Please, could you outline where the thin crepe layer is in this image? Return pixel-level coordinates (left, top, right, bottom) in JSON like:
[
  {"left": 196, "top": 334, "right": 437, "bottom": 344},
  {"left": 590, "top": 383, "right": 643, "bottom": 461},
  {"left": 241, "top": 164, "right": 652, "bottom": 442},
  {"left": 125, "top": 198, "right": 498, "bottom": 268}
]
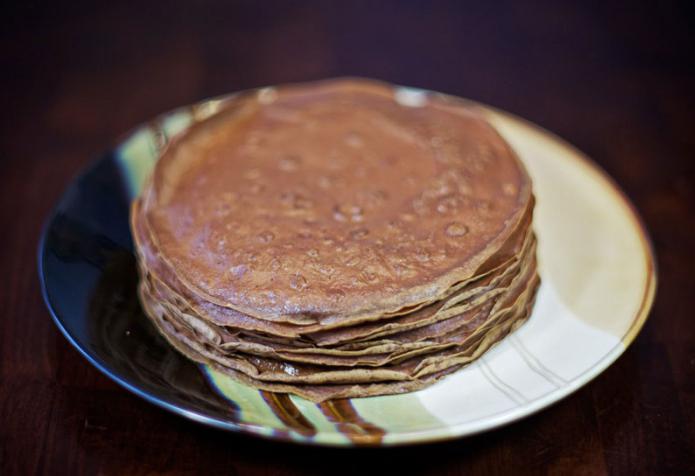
[
  {"left": 133, "top": 197, "right": 534, "bottom": 343},
  {"left": 139, "top": 235, "right": 536, "bottom": 366},
  {"left": 146, "top": 285, "right": 535, "bottom": 401},
  {"left": 139, "top": 79, "right": 534, "bottom": 323},
  {"left": 138, "top": 254, "right": 538, "bottom": 383}
]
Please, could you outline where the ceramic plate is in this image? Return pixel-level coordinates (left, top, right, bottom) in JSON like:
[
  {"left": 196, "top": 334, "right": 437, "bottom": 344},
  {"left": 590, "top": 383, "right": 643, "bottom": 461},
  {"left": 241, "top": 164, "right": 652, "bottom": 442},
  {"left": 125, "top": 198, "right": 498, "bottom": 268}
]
[{"left": 39, "top": 88, "right": 656, "bottom": 446}]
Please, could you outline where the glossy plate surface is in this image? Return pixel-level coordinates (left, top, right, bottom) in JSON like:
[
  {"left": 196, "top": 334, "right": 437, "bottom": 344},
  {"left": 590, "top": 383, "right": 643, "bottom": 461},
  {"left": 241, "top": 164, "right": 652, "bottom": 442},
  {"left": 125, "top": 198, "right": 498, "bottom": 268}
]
[{"left": 39, "top": 90, "right": 656, "bottom": 446}]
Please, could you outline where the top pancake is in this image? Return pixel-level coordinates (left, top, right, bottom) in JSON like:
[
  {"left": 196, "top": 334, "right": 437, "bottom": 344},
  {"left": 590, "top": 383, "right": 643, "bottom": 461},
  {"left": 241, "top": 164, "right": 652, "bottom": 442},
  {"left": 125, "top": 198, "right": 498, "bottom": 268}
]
[{"left": 141, "top": 78, "right": 533, "bottom": 322}]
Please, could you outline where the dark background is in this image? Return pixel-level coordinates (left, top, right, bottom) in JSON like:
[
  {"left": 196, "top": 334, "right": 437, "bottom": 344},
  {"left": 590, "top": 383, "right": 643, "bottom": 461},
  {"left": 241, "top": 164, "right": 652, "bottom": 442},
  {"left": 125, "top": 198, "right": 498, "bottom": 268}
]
[{"left": 2, "top": 1, "right": 694, "bottom": 474}]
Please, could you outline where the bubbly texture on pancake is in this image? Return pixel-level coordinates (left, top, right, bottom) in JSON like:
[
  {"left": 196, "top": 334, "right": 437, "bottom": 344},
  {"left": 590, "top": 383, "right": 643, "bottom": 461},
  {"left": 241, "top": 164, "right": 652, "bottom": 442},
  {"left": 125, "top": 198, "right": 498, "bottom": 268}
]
[
  {"left": 132, "top": 78, "right": 540, "bottom": 401},
  {"left": 142, "top": 79, "right": 532, "bottom": 320}
]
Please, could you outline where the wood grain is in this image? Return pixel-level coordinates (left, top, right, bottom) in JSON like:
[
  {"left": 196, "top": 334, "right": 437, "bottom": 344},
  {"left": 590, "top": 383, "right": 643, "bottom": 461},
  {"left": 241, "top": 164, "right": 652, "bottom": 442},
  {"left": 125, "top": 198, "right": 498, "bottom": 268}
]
[{"left": 1, "top": 1, "right": 694, "bottom": 474}]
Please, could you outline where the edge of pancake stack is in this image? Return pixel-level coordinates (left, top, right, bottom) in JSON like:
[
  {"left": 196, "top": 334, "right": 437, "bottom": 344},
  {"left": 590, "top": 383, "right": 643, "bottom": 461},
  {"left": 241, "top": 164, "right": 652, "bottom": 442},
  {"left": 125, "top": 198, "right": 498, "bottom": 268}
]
[{"left": 131, "top": 78, "right": 541, "bottom": 402}]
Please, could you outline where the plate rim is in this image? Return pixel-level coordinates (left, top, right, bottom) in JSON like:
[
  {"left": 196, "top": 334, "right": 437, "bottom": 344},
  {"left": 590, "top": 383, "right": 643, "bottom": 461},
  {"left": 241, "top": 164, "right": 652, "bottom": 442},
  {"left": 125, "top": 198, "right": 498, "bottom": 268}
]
[{"left": 37, "top": 93, "right": 657, "bottom": 447}]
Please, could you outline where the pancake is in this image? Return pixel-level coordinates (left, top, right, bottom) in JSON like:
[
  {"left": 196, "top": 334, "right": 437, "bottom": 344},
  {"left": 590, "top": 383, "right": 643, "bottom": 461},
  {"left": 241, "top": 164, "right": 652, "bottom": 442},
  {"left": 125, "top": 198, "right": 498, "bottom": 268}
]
[
  {"left": 131, "top": 78, "right": 540, "bottom": 401},
  {"left": 139, "top": 78, "right": 533, "bottom": 324},
  {"left": 146, "top": 289, "right": 535, "bottom": 401},
  {"left": 138, "top": 251, "right": 537, "bottom": 383},
  {"left": 132, "top": 196, "right": 534, "bottom": 340},
  {"left": 143, "top": 261, "right": 536, "bottom": 370},
  {"left": 139, "top": 232, "right": 535, "bottom": 354}
]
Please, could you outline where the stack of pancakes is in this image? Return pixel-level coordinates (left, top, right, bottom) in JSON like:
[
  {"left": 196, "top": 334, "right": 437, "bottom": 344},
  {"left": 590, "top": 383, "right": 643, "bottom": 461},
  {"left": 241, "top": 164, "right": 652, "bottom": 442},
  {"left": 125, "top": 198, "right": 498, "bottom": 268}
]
[{"left": 132, "top": 79, "right": 539, "bottom": 402}]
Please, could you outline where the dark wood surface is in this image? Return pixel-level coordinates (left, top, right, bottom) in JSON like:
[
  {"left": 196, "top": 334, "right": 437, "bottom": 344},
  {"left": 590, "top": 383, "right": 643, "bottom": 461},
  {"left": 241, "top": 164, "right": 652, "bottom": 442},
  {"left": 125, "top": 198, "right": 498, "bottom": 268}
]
[{"left": 2, "top": 1, "right": 694, "bottom": 474}]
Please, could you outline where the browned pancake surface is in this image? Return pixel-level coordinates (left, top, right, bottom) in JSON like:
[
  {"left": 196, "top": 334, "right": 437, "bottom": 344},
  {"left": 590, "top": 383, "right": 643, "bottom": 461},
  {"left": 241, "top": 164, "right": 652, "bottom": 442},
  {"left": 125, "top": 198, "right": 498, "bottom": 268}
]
[{"left": 142, "top": 79, "right": 532, "bottom": 321}]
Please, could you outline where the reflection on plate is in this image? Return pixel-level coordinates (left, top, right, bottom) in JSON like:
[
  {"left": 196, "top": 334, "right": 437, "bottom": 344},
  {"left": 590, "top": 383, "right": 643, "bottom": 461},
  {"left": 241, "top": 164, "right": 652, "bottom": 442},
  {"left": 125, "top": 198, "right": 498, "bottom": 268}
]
[{"left": 39, "top": 90, "right": 655, "bottom": 446}]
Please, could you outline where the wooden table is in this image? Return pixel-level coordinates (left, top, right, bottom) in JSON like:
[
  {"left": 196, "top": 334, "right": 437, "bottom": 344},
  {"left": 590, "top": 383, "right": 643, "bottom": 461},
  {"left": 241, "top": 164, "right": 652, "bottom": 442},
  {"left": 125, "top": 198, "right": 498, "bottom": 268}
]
[{"left": 2, "top": 1, "right": 693, "bottom": 474}]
